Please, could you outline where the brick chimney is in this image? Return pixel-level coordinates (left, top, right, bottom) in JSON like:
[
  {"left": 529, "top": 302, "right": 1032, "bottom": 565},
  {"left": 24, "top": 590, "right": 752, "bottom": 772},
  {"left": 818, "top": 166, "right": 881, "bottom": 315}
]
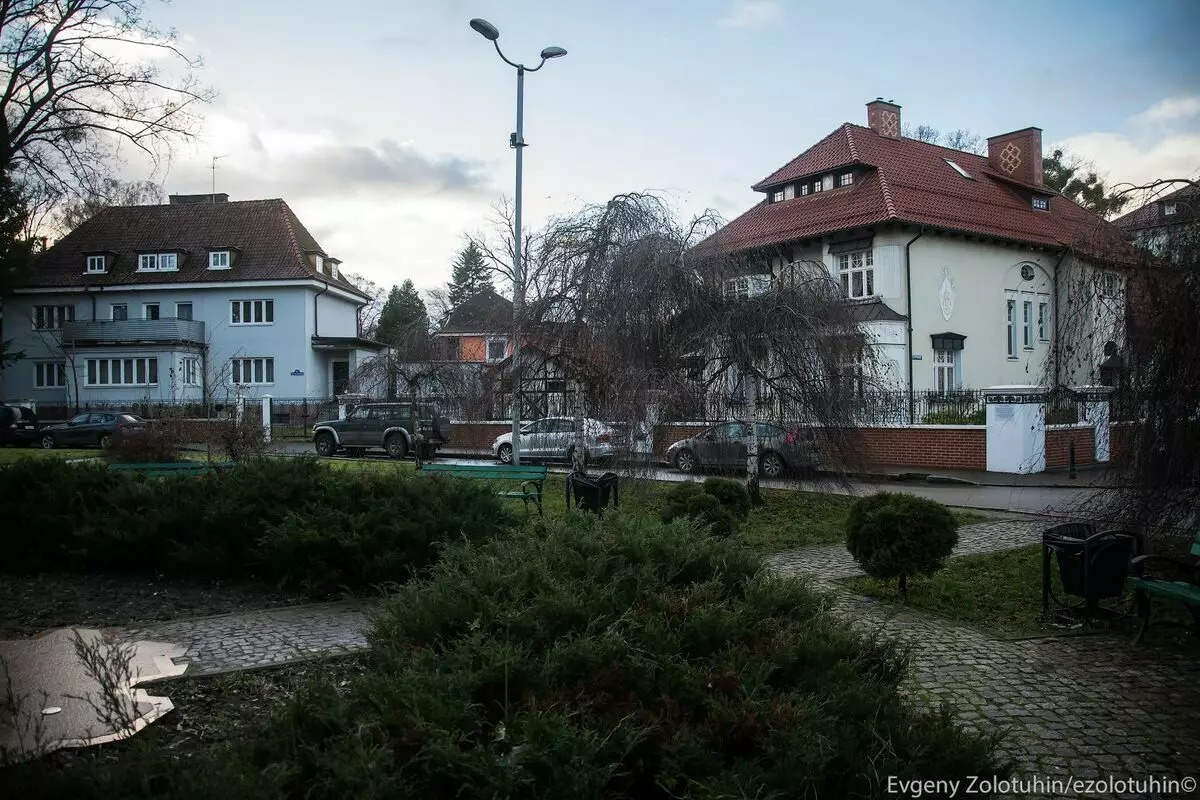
[
  {"left": 866, "top": 98, "right": 902, "bottom": 139},
  {"left": 986, "top": 127, "right": 1043, "bottom": 186},
  {"left": 170, "top": 192, "right": 229, "bottom": 204}
]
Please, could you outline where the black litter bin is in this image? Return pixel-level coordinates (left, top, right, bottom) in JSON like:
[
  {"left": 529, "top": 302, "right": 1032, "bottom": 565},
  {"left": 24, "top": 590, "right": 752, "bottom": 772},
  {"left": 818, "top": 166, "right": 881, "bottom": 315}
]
[{"left": 566, "top": 471, "right": 620, "bottom": 514}]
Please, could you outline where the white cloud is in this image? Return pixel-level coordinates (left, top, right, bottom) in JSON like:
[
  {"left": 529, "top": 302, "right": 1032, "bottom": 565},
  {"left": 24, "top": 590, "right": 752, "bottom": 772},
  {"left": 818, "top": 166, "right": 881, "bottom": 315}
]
[
  {"left": 1131, "top": 96, "right": 1200, "bottom": 128},
  {"left": 1052, "top": 131, "right": 1200, "bottom": 189},
  {"left": 718, "top": 1, "right": 781, "bottom": 28}
]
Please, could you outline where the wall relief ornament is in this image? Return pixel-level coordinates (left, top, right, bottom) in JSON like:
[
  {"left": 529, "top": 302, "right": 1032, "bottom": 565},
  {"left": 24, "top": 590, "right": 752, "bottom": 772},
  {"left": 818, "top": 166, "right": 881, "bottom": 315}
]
[{"left": 938, "top": 267, "right": 955, "bottom": 321}]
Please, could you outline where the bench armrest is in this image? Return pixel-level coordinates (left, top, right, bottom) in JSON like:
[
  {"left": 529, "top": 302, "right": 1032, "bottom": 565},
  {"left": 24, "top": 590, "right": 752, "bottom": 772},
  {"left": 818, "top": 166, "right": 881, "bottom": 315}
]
[{"left": 1130, "top": 554, "right": 1200, "bottom": 583}]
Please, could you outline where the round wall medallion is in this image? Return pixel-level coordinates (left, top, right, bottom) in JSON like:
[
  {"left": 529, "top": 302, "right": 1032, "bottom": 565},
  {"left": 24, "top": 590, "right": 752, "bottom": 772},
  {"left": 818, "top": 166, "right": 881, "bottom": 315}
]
[{"left": 1020, "top": 264, "right": 1035, "bottom": 282}]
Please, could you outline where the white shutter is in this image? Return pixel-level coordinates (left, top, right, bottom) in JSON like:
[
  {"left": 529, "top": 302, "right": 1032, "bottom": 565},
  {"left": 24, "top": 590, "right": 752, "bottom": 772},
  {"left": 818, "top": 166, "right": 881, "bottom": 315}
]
[{"left": 874, "top": 245, "right": 902, "bottom": 299}]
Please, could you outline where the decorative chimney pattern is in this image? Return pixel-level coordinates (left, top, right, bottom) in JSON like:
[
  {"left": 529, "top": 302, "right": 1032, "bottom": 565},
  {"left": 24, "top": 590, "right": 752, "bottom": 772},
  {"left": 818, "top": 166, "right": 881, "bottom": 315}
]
[
  {"left": 866, "top": 98, "right": 902, "bottom": 139},
  {"left": 987, "top": 127, "right": 1043, "bottom": 186}
]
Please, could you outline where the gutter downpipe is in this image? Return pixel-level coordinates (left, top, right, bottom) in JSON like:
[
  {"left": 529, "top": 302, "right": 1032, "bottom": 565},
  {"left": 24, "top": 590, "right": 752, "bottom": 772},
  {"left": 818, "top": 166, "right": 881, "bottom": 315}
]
[
  {"left": 904, "top": 228, "right": 925, "bottom": 425},
  {"left": 313, "top": 282, "right": 329, "bottom": 337},
  {"left": 1051, "top": 248, "right": 1067, "bottom": 389}
]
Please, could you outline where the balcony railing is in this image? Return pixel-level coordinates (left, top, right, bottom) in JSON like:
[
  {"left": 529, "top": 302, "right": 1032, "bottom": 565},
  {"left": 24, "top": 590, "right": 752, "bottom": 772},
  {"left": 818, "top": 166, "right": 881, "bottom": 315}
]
[{"left": 61, "top": 317, "right": 206, "bottom": 347}]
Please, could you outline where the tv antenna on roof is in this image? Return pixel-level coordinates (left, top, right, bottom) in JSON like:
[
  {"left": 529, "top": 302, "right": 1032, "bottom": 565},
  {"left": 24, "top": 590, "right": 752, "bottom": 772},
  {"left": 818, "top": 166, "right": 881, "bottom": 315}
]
[{"left": 210, "top": 154, "right": 229, "bottom": 201}]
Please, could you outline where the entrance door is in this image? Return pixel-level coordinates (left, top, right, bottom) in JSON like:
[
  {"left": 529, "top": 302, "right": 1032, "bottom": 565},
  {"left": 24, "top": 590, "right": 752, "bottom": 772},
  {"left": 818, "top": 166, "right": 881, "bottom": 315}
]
[{"left": 332, "top": 360, "right": 350, "bottom": 396}]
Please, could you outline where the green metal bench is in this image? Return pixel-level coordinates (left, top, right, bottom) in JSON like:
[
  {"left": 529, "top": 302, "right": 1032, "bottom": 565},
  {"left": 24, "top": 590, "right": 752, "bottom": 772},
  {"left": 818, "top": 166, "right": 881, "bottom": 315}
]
[
  {"left": 1128, "top": 529, "right": 1200, "bottom": 644},
  {"left": 106, "top": 461, "right": 235, "bottom": 478},
  {"left": 417, "top": 462, "right": 548, "bottom": 515}
]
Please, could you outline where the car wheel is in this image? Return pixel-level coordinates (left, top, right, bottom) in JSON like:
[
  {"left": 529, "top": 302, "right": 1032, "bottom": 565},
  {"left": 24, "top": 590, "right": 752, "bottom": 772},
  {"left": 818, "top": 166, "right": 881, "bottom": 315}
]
[
  {"left": 674, "top": 448, "right": 696, "bottom": 474},
  {"left": 314, "top": 432, "right": 337, "bottom": 457},
  {"left": 99, "top": 433, "right": 114, "bottom": 450},
  {"left": 385, "top": 433, "right": 407, "bottom": 459},
  {"left": 40, "top": 434, "right": 56, "bottom": 450},
  {"left": 498, "top": 443, "right": 513, "bottom": 464},
  {"left": 759, "top": 451, "right": 785, "bottom": 478}
]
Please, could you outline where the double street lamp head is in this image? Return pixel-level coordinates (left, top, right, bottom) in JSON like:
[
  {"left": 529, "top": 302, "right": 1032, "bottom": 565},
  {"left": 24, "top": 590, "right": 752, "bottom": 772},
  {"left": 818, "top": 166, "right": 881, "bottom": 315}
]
[{"left": 469, "top": 18, "right": 567, "bottom": 66}]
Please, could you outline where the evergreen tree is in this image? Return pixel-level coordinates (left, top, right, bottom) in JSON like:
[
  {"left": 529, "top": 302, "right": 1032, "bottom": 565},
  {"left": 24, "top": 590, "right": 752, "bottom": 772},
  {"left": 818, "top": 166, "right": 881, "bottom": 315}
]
[
  {"left": 447, "top": 242, "right": 495, "bottom": 309},
  {"left": 376, "top": 279, "right": 429, "bottom": 346},
  {"left": 1043, "top": 148, "right": 1129, "bottom": 218},
  {"left": 0, "top": 172, "right": 38, "bottom": 369}
]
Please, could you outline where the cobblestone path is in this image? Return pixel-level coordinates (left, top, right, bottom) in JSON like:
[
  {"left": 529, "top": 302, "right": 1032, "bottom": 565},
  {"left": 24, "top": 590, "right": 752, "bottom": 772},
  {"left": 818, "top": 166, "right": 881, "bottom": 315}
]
[{"left": 768, "top": 519, "right": 1200, "bottom": 797}]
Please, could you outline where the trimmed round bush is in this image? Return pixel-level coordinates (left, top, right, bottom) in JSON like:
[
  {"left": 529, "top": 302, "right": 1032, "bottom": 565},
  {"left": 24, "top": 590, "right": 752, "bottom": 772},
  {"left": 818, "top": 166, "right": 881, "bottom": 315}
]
[
  {"left": 845, "top": 491, "right": 959, "bottom": 596},
  {"left": 660, "top": 478, "right": 748, "bottom": 537}
]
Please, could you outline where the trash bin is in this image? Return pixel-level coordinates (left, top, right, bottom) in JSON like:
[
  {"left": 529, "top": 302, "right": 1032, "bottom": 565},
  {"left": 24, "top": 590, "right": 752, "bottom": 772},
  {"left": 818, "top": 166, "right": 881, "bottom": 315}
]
[
  {"left": 566, "top": 471, "right": 620, "bottom": 514},
  {"left": 1042, "top": 522, "right": 1140, "bottom": 625}
]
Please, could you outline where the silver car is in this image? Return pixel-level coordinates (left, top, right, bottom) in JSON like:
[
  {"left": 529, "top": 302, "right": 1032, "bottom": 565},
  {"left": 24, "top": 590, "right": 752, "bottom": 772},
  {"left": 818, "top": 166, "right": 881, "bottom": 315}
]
[{"left": 493, "top": 417, "right": 617, "bottom": 465}]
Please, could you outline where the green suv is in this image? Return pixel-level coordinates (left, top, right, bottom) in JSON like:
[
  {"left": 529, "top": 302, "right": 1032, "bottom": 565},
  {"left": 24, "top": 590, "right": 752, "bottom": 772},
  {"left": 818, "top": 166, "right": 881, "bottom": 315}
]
[{"left": 312, "top": 402, "right": 451, "bottom": 459}]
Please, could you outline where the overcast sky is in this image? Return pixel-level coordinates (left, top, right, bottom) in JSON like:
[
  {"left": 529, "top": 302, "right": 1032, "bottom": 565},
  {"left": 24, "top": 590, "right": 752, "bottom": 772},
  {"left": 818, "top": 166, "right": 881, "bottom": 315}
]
[{"left": 136, "top": 0, "right": 1200, "bottom": 294}]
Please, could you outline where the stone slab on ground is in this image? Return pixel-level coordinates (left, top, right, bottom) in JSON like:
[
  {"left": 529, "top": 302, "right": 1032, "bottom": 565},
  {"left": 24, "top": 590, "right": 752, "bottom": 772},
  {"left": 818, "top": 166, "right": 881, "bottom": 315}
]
[{"left": 0, "top": 628, "right": 188, "bottom": 762}]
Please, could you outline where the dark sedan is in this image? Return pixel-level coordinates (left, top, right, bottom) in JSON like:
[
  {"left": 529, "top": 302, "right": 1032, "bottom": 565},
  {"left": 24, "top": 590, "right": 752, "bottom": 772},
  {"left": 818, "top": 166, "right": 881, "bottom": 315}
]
[
  {"left": 39, "top": 412, "right": 148, "bottom": 450},
  {"left": 664, "top": 421, "right": 820, "bottom": 478}
]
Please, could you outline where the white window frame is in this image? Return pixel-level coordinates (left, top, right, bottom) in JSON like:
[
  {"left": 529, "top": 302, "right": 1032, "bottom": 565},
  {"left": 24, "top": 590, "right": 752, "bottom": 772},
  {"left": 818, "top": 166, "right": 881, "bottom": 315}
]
[
  {"left": 1006, "top": 297, "right": 1017, "bottom": 358},
  {"left": 230, "top": 299, "right": 274, "bottom": 325},
  {"left": 1164, "top": 203, "right": 1177, "bottom": 216},
  {"left": 933, "top": 350, "right": 957, "bottom": 393},
  {"left": 313, "top": 254, "right": 324, "bottom": 272},
  {"left": 1022, "top": 300, "right": 1034, "bottom": 349},
  {"left": 175, "top": 302, "right": 193, "bottom": 321},
  {"left": 800, "top": 183, "right": 810, "bottom": 196},
  {"left": 1038, "top": 301, "right": 1050, "bottom": 342},
  {"left": 838, "top": 172, "right": 854, "bottom": 187},
  {"left": 230, "top": 357, "right": 274, "bottom": 386},
  {"left": 771, "top": 189, "right": 784, "bottom": 203},
  {"left": 110, "top": 303, "right": 128, "bottom": 321},
  {"left": 157, "top": 252, "right": 178, "bottom": 271},
  {"left": 144, "top": 303, "right": 161, "bottom": 321},
  {"left": 85, "top": 255, "right": 106, "bottom": 274},
  {"left": 180, "top": 357, "right": 199, "bottom": 386},
  {"left": 812, "top": 179, "right": 823, "bottom": 194},
  {"left": 34, "top": 361, "right": 67, "bottom": 389},
  {"left": 209, "top": 250, "right": 231, "bottom": 269},
  {"left": 138, "top": 254, "right": 158, "bottom": 272},
  {"left": 724, "top": 276, "right": 751, "bottom": 300},
  {"left": 1032, "top": 196, "right": 1049, "bottom": 211},
  {"left": 782, "top": 184, "right": 795, "bottom": 200},
  {"left": 85, "top": 357, "right": 159, "bottom": 387},
  {"left": 485, "top": 337, "right": 508, "bottom": 363},
  {"left": 838, "top": 250, "right": 875, "bottom": 299},
  {"left": 32, "top": 305, "right": 75, "bottom": 331}
]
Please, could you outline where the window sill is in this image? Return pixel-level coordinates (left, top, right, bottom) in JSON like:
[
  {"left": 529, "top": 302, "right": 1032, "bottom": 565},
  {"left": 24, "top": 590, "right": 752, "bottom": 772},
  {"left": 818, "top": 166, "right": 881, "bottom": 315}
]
[
  {"left": 33, "top": 386, "right": 67, "bottom": 391},
  {"left": 85, "top": 384, "right": 160, "bottom": 389},
  {"left": 208, "top": 266, "right": 232, "bottom": 271},
  {"left": 1006, "top": 357, "right": 1019, "bottom": 361},
  {"left": 233, "top": 384, "right": 275, "bottom": 388},
  {"left": 230, "top": 322, "right": 275, "bottom": 327},
  {"left": 83, "top": 271, "right": 107, "bottom": 276}
]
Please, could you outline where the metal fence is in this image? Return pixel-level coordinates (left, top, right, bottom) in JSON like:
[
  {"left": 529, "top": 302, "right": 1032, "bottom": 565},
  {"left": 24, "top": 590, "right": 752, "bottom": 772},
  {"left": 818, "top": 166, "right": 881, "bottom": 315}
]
[{"left": 653, "top": 388, "right": 991, "bottom": 427}]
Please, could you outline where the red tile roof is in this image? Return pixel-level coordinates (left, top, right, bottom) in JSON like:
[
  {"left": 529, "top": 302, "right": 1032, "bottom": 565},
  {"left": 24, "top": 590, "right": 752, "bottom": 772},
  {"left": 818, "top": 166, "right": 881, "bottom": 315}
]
[
  {"left": 1114, "top": 184, "right": 1199, "bottom": 232},
  {"left": 20, "top": 199, "right": 368, "bottom": 296},
  {"left": 708, "top": 124, "right": 1133, "bottom": 262}
]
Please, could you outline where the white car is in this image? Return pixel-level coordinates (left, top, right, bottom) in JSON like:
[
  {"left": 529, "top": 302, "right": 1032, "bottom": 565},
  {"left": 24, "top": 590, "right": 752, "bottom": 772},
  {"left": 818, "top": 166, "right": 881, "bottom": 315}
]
[{"left": 493, "top": 417, "right": 617, "bottom": 465}]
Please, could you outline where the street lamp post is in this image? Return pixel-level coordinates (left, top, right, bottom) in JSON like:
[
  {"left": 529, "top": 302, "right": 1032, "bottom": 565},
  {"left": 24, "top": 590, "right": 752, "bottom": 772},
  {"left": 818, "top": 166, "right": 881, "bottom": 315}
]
[{"left": 470, "top": 18, "right": 566, "bottom": 466}]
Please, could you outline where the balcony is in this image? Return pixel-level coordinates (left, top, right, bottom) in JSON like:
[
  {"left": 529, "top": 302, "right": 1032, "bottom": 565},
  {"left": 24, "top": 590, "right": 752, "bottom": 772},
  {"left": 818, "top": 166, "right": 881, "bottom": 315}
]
[{"left": 61, "top": 318, "right": 206, "bottom": 347}]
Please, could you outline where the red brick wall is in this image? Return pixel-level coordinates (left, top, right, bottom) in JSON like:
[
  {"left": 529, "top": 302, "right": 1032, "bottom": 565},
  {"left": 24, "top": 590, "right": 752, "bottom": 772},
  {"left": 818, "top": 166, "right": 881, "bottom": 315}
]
[
  {"left": 1045, "top": 425, "right": 1096, "bottom": 469},
  {"left": 849, "top": 426, "right": 987, "bottom": 471},
  {"left": 448, "top": 422, "right": 510, "bottom": 451}
]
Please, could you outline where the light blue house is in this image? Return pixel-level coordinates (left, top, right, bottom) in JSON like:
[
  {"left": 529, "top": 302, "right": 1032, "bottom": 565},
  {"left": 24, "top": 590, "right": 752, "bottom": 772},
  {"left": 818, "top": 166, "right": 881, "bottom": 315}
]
[{"left": 1, "top": 194, "right": 386, "bottom": 411}]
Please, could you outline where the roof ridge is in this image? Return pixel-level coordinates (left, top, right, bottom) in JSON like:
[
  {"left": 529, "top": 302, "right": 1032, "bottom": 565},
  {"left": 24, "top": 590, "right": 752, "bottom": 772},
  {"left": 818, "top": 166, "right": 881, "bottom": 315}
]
[
  {"left": 752, "top": 125, "right": 856, "bottom": 190},
  {"left": 847, "top": 123, "right": 992, "bottom": 162},
  {"left": 277, "top": 200, "right": 314, "bottom": 273},
  {"left": 843, "top": 123, "right": 860, "bottom": 162},
  {"left": 876, "top": 166, "right": 899, "bottom": 218}
]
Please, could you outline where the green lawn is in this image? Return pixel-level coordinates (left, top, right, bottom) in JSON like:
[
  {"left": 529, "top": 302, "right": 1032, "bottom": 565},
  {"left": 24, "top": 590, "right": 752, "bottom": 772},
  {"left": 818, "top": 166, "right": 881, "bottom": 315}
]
[
  {"left": 843, "top": 544, "right": 1198, "bottom": 647},
  {"left": 0, "top": 447, "right": 98, "bottom": 464}
]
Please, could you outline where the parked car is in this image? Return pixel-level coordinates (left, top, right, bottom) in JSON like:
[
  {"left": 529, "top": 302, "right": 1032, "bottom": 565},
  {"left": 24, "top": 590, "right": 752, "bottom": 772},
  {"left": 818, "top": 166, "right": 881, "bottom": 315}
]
[
  {"left": 665, "top": 421, "right": 819, "bottom": 478},
  {"left": 0, "top": 404, "right": 39, "bottom": 447},
  {"left": 312, "top": 402, "right": 451, "bottom": 458},
  {"left": 39, "top": 411, "right": 148, "bottom": 450},
  {"left": 493, "top": 417, "right": 618, "bottom": 465}
]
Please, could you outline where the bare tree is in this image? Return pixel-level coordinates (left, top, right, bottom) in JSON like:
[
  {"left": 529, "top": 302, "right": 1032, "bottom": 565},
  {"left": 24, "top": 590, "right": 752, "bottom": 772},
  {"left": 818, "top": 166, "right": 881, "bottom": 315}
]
[
  {"left": 55, "top": 178, "right": 163, "bottom": 233},
  {"left": 1050, "top": 177, "right": 1200, "bottom": 534},
  {"left": 342, "top": 271, "right": 385, "bottom": 339},
  {"left": 0, "top": 0, "right": 213, "bottom": 198}
]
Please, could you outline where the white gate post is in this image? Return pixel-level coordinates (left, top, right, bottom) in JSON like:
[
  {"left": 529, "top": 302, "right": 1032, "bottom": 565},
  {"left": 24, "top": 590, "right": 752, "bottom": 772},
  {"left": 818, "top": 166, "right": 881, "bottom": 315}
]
[
  {"left": 1073, "top": 385, "right": 1113, "bottom": 462},
  {"left": 235, "top": 394, "right": 246, "bottom": 425},
  {"left": 984, "top": 385, "right": 1047, "bottom": 474},
  {"left": 261, "top": 395, "right": 273, "bottom": 444}
]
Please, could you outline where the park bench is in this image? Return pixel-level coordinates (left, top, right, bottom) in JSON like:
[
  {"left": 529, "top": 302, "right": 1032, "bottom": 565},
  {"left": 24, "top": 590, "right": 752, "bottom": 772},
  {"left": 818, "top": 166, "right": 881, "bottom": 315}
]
[
  {"left": 106, "top": 461, "right": 234, "bottom": 478},
  {"left": 417, "top": 462, "right": 547, "bottom": 515},
  {"left": 1128, "top": 528, "right": 1200, "bottom": 644}
]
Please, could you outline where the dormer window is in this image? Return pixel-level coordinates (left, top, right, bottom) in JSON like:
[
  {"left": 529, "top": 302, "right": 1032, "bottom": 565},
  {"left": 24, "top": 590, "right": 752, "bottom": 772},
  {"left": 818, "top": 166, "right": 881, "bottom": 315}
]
[
  {"left": 771, "top": 189, "right": 784, "bottom": 203},
  {"left": 812, "top": 178, "right": 823, "bottom": 194},
  {"left": 209, "top": 250, "right": 231, "bottom": 269},
  {"left": 838, "top": 172, "right": 854, "bottom": 187},
  {"left": 800, "top": 183, "right": 810, "bottom": 196},
  {"left": 312, "top": 254, "right": 325, "bottom": 272},
  {"left": 1164, "top": 203, "right": 1177, "bottom": 216},
  {"left": 1031, "top": 196, "right": 1050, "bottom": 212},
  {"left": 85, "top": 254, "right": 106, "bottom": 274},
  {"left": 137, "top": 253, "right": 179, "bottom": 272}
]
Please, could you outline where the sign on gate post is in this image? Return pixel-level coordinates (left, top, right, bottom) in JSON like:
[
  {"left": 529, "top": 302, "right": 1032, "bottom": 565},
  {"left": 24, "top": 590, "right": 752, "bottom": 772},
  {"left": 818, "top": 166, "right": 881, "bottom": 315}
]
[
  {"left": 261, "top": 395, "right": 273, "bottom": 444},
  {"left": 1072, "top": 385, "right": 1113, "bottom": 462},
  {"left": 984, "top": 385, "right": 1047, "bottom": 474}
]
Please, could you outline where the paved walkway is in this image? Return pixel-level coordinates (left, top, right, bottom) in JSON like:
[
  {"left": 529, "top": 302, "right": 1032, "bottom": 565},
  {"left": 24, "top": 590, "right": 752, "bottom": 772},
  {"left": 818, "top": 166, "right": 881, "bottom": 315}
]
[{"left": 121, "top": 520, "right": 1200, "bottom": 795}]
